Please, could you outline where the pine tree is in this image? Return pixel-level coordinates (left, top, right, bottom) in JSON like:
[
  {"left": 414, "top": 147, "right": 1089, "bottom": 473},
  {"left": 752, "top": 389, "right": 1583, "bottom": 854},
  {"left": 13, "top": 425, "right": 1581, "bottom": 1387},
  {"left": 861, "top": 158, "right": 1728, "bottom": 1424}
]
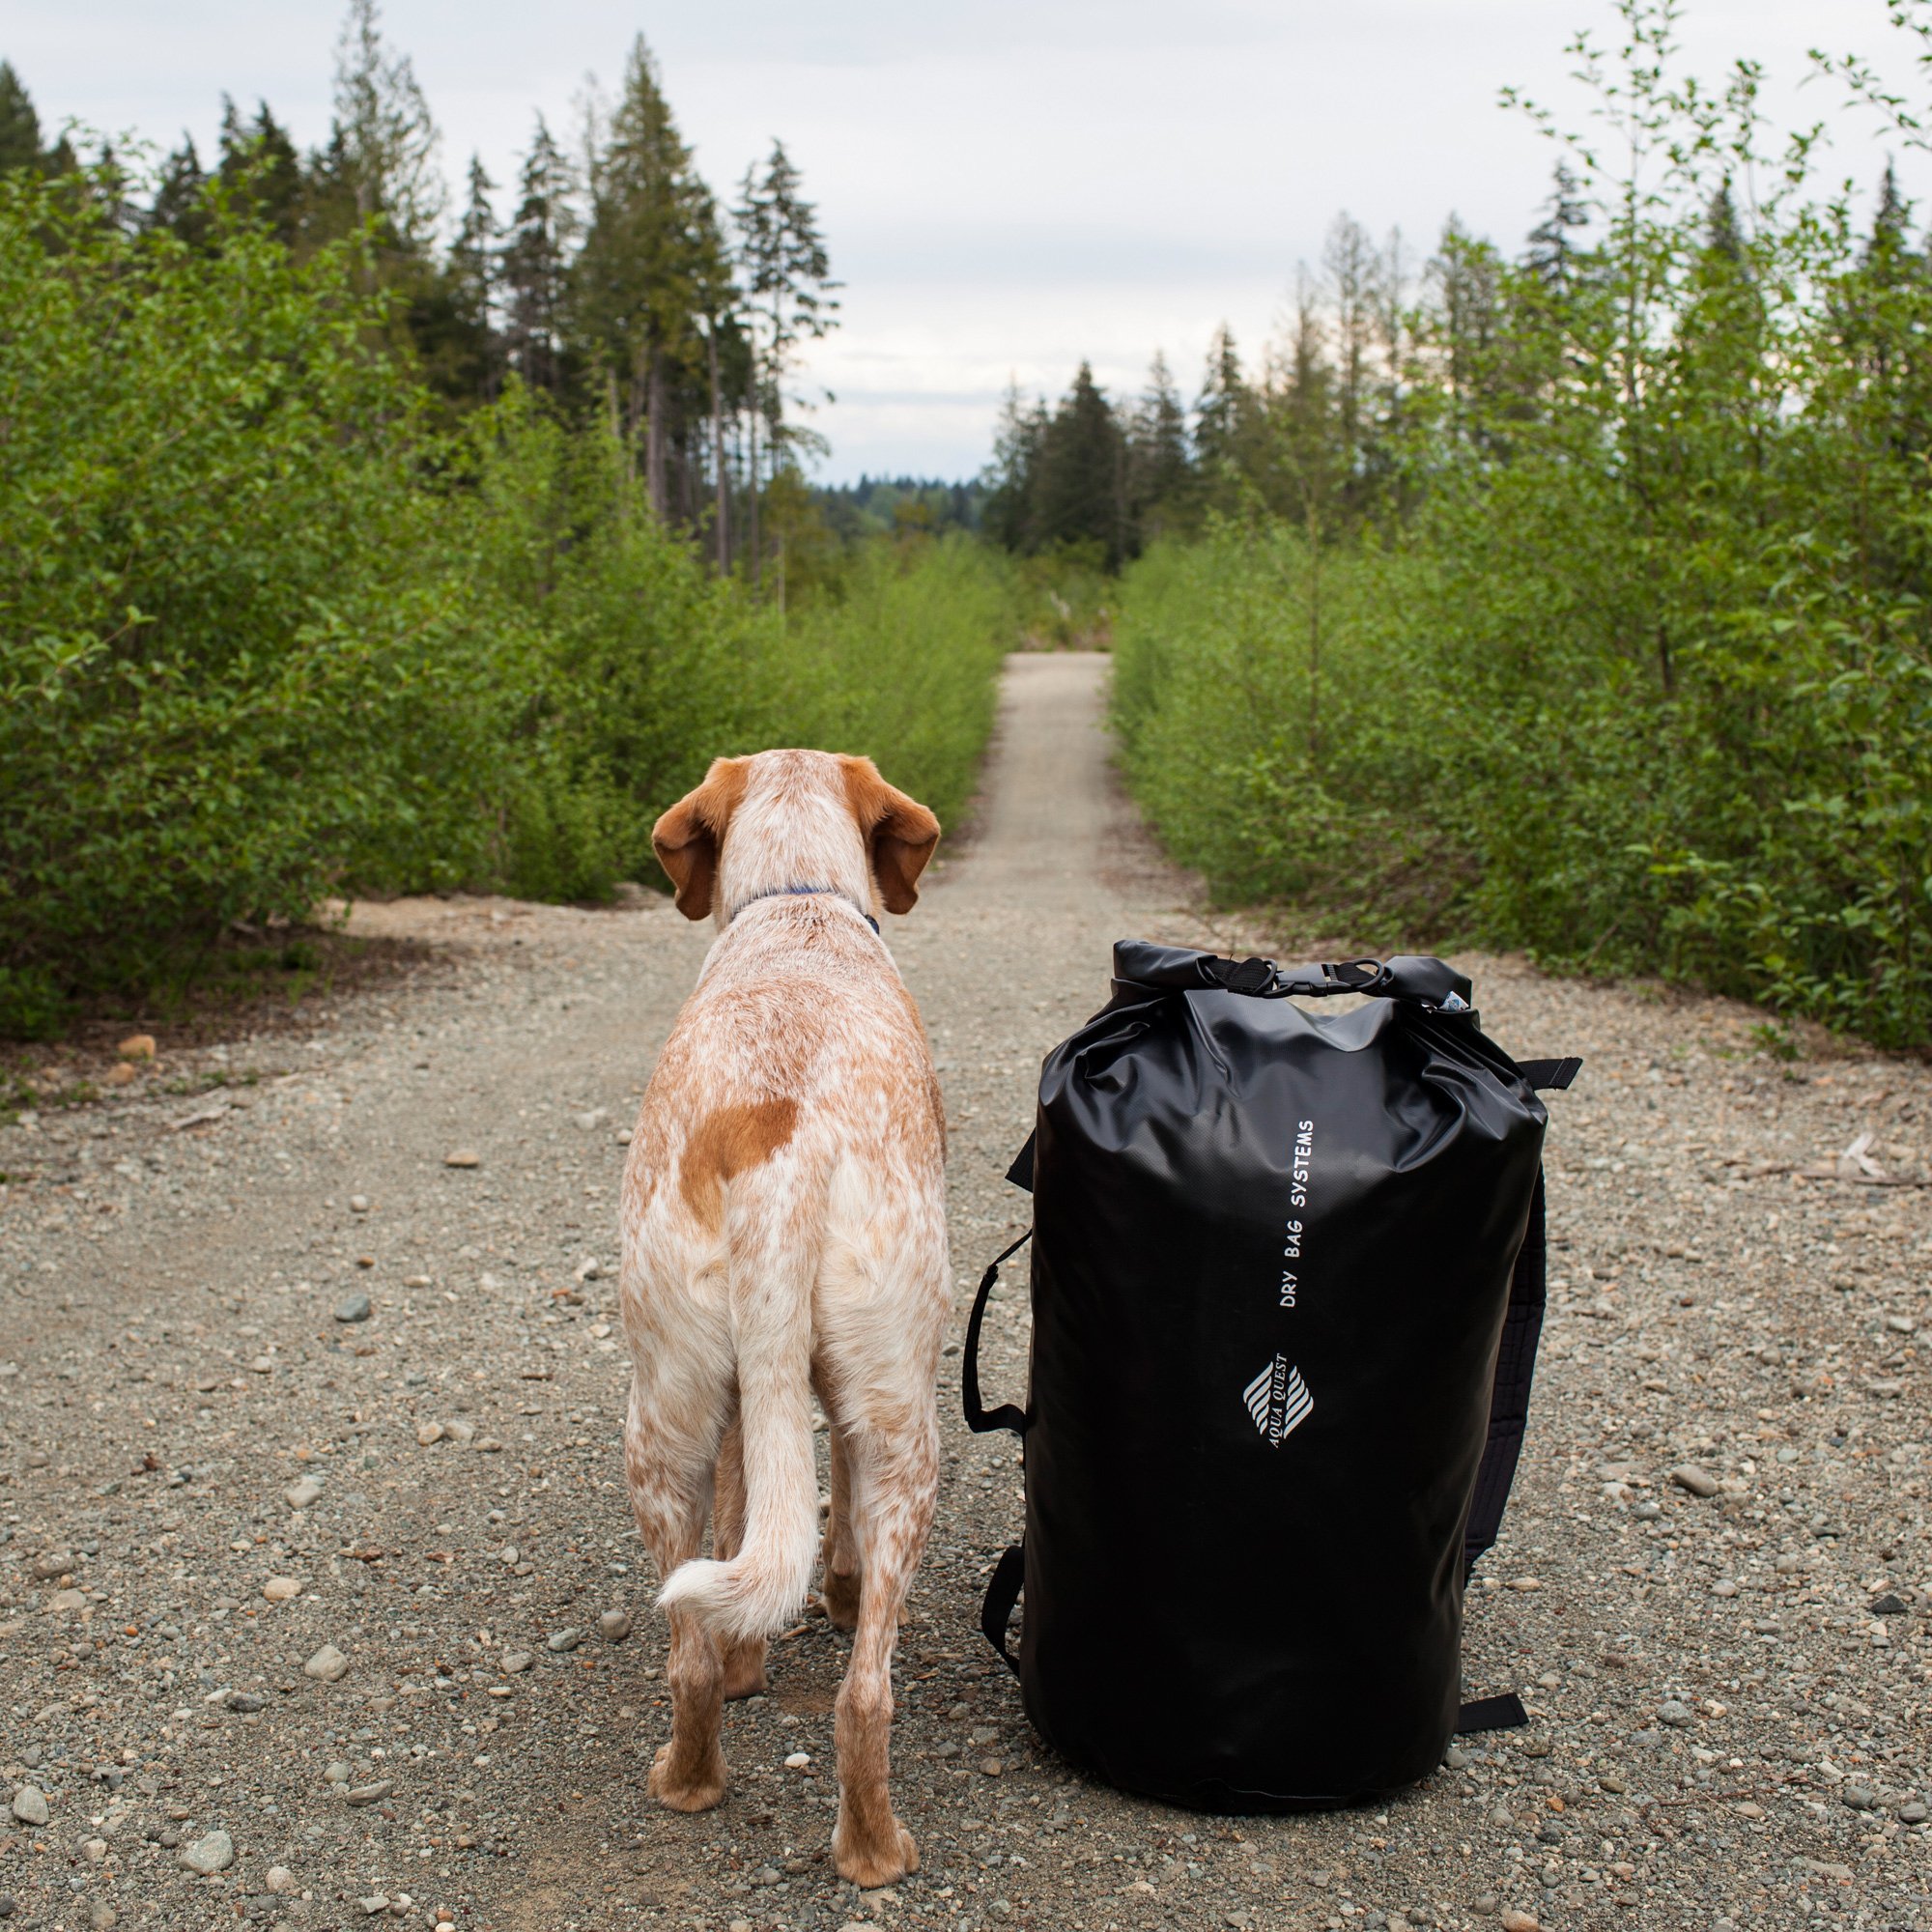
[
  {"left": 0, "top": 61, "right": 43, "bottom": 174},
  {"left": 1194, "top": 325, "right": 1252, "bottom": 473},
  {"left": 574, "top": 38, "right": 727, "bottom": 517},
  {"left": 149, "top": 136, "right": 209, "bottom": 243},
  {"left": 733, "top": 138, "right": 839, "bottom": 582},
  {"left": 1126, "top": 351, "right": 1192, "bottom": 540},
  {"left": 215, "top": 99, "right": 304, "bottom": 247},
  {"left": 1033, "top": 362, "right": 1127, "bottom": 568},
  {"left": 1525, "top": 161, "right": 1590, "bottom": 290},
  {"left": 327, "top": 0, "right": 445, "bottom": 248},
  {"left": 499, "top": 116, "right": 575, "bottom": 397},
  {"left": 412, "top": 155, "right": 500, "bottom": 402}
]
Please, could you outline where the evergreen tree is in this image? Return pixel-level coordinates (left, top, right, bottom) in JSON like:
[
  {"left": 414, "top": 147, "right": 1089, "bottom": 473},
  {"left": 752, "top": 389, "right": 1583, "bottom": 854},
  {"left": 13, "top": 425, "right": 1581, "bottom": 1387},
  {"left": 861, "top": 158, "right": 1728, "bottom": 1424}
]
[
  {"left": 574, "top": 38, "right": 726, "bottom": 517},
  {"left": 499, "top": 116, "right": 575, "bottom": 396},
  {"left": 149, "top": 136, "right": 209, "bottom": 243},
  {"left": 1125, "top": 350, "right": 1192, "bottom": 539},
  {"left": 412, "top": 155, "right": 499, "bottom": 402},
  {"left": 1033, "top": 363, "right": 1127, "bottom": 568},
  {"left": 215, "top": 99, "right": 304, "bottom": 247},
  {"left": 0, "top": 61, "right": 43, "bottom": 174},
  {"left": 1194, "top": 324, "right": 1250, "bottom": 470},
  {"left": 1524, "top": 161, "right": 1589, "bottom": 290},
  {"left": 733, "top": 138, "right": 839, "bottom": 581},
  {"left": 327, "top": 0, "right": 444, "bottom": 248}
]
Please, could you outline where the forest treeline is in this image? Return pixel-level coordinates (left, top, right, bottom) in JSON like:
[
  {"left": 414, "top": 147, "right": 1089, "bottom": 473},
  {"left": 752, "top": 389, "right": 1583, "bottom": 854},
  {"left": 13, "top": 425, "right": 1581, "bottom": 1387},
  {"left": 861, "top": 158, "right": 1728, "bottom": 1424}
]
[
  {"left": 1002, "top": 2, "right": 1932, "bottom": 1051},
  {"left": 0, "top": 14, "right": 1014, "bottom": 1038}
]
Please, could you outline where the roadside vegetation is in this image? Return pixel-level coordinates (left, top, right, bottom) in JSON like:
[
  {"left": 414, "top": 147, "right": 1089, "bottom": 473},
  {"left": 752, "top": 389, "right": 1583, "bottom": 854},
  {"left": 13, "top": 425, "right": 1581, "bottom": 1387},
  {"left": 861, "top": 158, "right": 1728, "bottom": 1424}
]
[
  {"left": 990, "top": 2, "right": 1932, "bottom": 1052},
  {"left": 0, "top": 18, "right": 1016, "bottom": 1039}
]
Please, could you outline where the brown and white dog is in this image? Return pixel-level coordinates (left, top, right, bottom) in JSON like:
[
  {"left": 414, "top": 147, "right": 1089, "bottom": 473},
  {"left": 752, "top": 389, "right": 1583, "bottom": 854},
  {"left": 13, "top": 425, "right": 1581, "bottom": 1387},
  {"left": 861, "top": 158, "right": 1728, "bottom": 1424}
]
[{"left": 620, "top": 749, "right": 948, "bottom": 1887}]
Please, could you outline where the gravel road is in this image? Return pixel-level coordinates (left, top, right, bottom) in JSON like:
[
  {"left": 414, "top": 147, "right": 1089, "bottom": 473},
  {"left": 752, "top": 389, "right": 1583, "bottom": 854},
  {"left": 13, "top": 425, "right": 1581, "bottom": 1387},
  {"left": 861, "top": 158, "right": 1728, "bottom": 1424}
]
[{"left": 1, "top": 651, "right": 1928, "bottom": 1932}]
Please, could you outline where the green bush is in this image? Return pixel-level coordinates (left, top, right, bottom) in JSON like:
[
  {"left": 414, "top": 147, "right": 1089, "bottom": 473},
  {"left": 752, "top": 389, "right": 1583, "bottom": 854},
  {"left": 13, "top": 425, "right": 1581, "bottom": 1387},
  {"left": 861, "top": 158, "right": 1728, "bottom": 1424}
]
[{"left": 0, "top": 166, "right": 1015, "bottom": 1035}]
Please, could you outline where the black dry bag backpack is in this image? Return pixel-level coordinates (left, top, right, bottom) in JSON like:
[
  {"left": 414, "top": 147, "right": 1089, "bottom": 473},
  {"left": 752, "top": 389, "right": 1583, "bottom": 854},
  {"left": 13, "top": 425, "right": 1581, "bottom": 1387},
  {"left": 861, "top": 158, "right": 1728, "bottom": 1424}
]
[{"left": 962, "top": 943, "right": 1580, "bottom": 1811}]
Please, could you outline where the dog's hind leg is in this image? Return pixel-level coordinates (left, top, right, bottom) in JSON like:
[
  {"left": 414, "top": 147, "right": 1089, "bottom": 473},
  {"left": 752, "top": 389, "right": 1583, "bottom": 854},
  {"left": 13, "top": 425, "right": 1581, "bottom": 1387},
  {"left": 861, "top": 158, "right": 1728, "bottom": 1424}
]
[
  {"left": 712, "top": 1417, "right": 770, "bottom": 1700},
  {"left": 625, "top": 1376, "right": 729, "bottom": 1811},
  {"left": 817, "top": 1420, "right": 862, "bottom": 1632},
  {"left": 829, "top": 1408, "right": 938, "bottom": 1888}
]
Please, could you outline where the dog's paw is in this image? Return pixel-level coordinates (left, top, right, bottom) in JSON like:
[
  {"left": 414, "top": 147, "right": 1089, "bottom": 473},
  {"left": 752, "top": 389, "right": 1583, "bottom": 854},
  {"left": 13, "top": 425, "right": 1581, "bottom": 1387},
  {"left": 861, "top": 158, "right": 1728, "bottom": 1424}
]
[
  {"left": 721, "top": 1639, "right": 769, "bottom": 1701},
  {"left": 817, "top": 1568, "right": 862, "bottom": 1632},
  {"left": 648, "top": 1741, "right": 726, "bottom": 1812},
  {"left": 833, "top": 1816, "right": 918, "bottom": 1888}
]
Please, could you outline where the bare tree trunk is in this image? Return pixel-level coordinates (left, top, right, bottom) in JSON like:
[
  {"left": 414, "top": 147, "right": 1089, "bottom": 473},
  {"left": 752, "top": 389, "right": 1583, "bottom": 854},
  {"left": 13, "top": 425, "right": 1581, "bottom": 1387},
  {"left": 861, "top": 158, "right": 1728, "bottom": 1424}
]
[
  {"left": 709, "top": 326, "right": 729, "bottom": 572},
  {"left": 747, "top": 401, "right": 761, "bottom": 589},
  {"left": 645, "top": 346, "right": 668, "bottom": 522}
]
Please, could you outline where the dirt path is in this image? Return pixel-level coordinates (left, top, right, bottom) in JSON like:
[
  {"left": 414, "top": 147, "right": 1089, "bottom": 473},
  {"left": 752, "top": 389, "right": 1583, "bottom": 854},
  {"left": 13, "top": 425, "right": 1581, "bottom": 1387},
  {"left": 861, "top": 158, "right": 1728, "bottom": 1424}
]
[{"left": 1, "top": 653, "right": 1928, "bottom": 1932}]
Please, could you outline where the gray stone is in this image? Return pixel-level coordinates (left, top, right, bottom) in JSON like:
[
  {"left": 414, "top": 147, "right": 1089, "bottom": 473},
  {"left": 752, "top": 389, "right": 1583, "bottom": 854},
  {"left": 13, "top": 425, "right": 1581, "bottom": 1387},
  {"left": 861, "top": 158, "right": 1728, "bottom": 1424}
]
[
  {"left": 1668, "top": 1464, "right": 1720, "bottom": 1498},
  {"left": 303, "top": 1643, "right": 350, "bottom": 1683},
  {"left": 284, "top": 1476, "right": 324, "bottom": 1510},
  {"left": 1658, "top": 1700, "right": 1695, "bottom": 1727},
  {"left": 29, "top": 1550, "right": 74, "bottom": 1579},
  {"left": 598, "top": 1609, "right": 631, "bottom": 1643},
  {"left": 1843, "top": 1784, "right": 1877, "bottom": 1810},
  {"left": 325, "top": 1762, "right": 352, "bottom": 1784},
  {"left": 180, "top": 1829, "right": 235, "bottom": 1874},
  {"left": 501, "top": 1650, "right": 533, "bottom": 1674},
  {"left": 344, "top": 1779, "right": 394, "bottom": 1806},
  {"left": 1897, "top": 1800, "right": 1927, "bottom": 1824},
  {"left": 10, "top": 1786, "right": 47, "bottom": 1826},
  {"left": 546, "top": 1628, "right": 581, "bottom": 1653},
  {"left": 333, "top": 1293, "right": 372, "bottom": 1324}
]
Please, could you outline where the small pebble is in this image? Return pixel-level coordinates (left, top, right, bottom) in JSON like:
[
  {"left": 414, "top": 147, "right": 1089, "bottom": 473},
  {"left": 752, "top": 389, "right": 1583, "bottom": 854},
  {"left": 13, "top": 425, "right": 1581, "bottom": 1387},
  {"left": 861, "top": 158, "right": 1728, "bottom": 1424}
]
[
  {"left": 266, "top": 1866, "right": 296, "bottom": 1892},
  {"left": 443, "top": 1150, "right": 480, "bottom": 1168},
  {"left": 10, "top": 1787, "right": 47, "bottom": 1827},
  {"left": 1658, "top": 1700, "right": 1694, "bottom": 1727},
  {"left": 416, "top": 1422, "right": 444, "bottom": 1446},
  {"left": 502, "top": 1651, "right": 533, "bottom": 1674},
  {"left": 304, "top": 1642, "right": 351, "bottom": 1683},
  {"left": 263, "top": 1577, "right": 302, "bottom": 1603},
  {"left": 118, "top": 1034, "right": 156, "bottom": 1061},
  {"left": 29, "top": 1550, "right": 74, "bottom": 1579},
  {"left": 333, "top": 1292, "right": 372, "bottom": 1324},
  {"left": 81, "top": 1836, "right": 107, "bottom": 1862},
  {"left": 1668, "top": 1463, "right": 1720, "bottom": 1498},
  {"left": 599, "top": 1609, "right": 632, "bottom": 1642},
  {"left": 284, "top": 1476, "right": 324, "bottom": 1510},
  {"left": 784, "top": 1751, "right": 811, "bottom": 1769},
  {"left": 326, "top": 1762, "right": 353, "bottom": 1784},
  {"left": 345, "top": 1778, "right": 394, "bottom": 1806},
  {"left": 180, "top": 1829, "right": 235, "bottom": 1874},
  {"left": 547, "top": 1628, "right": 581, "bottom": 1653},
  {"left": 1498, "top": 1913, "right": 1541, "bottom": 1932},
  {"left": 349, "top": 1194, "right": 371, "bottom": 1212}
]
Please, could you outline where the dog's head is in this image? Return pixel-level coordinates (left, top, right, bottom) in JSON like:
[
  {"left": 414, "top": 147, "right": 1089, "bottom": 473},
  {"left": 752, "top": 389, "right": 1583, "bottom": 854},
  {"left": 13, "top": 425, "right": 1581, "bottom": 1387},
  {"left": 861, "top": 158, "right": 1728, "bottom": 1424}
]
[{"left": 651, "top": 751, "right": 940, "bottom": 927}]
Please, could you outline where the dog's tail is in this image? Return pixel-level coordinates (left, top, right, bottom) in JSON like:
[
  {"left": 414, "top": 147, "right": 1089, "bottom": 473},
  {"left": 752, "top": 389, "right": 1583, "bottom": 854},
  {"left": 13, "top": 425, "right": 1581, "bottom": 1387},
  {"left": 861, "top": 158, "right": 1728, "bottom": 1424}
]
[{"left": 657, "top": 1157, "right": 822, "bottom": 1645}]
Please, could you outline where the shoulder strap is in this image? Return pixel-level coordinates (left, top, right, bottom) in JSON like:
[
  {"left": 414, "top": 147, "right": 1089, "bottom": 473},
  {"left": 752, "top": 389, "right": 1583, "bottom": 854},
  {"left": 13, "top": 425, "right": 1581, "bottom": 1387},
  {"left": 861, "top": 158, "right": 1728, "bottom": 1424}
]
[
  {"left": 979, "top": 1542, "right": 1026, "bottom": 1675},
  {"left": 1463, "top": 1164, "right": 1547, "bottom": 1578},
  {"left": 962, "top": 1231, "right": 1032, "bottom": 1436},
  {"left": 1463, "top": 1052, "right": 1580, "bottom": 1578}
]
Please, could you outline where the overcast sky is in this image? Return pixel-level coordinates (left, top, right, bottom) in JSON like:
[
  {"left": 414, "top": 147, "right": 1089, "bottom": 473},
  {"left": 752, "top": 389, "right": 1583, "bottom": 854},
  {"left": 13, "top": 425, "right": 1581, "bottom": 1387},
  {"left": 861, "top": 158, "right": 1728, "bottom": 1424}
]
[{"left": 11, "top": 2, "right": 1927, "bottom": 480}]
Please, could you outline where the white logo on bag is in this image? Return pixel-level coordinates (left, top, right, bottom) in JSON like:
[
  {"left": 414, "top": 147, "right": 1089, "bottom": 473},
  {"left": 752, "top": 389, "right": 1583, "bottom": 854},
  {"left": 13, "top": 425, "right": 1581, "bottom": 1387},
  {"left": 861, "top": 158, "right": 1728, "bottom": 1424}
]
[{"left": 1242, "top": 1353, "right": 1313, "bottom": 1445}]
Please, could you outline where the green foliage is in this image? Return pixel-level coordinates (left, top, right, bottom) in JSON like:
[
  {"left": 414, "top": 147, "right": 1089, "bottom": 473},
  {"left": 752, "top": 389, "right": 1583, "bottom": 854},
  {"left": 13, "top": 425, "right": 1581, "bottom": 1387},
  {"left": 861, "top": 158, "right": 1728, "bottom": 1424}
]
[
  {"left": 0, "top": 164, "right": 1012, "bottom": 1037},
  {"left": 1112, "top": 2, "right": 1932, "bottom": 1052}
]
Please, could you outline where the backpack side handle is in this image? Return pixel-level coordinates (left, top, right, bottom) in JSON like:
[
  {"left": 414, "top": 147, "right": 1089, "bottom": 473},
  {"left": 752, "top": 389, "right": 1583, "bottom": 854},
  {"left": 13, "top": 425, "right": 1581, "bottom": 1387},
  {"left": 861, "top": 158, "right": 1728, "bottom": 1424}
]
[{"left": 963, "top": 1230, "right": 1032, "bottom": 1436}]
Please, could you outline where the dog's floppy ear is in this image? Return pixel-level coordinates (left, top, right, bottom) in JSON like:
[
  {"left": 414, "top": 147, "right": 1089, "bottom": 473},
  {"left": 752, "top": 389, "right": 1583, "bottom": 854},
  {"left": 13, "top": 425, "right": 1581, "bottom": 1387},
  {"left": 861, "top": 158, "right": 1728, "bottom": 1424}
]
[
  {"left": 652, "top": 757, "right": 750, "bottom": 921},
  {"left": 840, "top": 755, "right": 941, "bottom": 915}
]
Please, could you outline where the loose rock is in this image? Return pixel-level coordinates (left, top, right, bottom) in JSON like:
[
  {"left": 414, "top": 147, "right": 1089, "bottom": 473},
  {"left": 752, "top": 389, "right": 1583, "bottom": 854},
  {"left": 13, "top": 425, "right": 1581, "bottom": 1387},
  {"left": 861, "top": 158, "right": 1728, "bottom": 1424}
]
[
  {"left": 284, "top": 1476, "right": 324, "bottom": 1510},
  {"left": 599, "top": 1608, "right": 632, "bottom": 1642},
  {"left": 303, "top": 1642, "right": 351, "bottom": 1683},
  {"left": 547, "top": 1628, "right": 581, "bottom": 1652},
  {"left": 179, "top": 1829, "right": 235, "bottom": 1874},
  {"left": 1667, "top": 1463, "right": 1720, "bottom": 1498},
  {"left": 263, "top": 1576, "right": 302, "bottom": 1602},
  {"left": 266, "top": 1865, "right": 297, "bottom": 1892},
  {"left": 442, "top": 1150, "right": 480, "bottom": 1168},
  {"left": 333, "top": 1292, "right": 372, "bottom": 1324},
  {"left": 10, "top": 1786, "right": 47, "bottom": 1826}
]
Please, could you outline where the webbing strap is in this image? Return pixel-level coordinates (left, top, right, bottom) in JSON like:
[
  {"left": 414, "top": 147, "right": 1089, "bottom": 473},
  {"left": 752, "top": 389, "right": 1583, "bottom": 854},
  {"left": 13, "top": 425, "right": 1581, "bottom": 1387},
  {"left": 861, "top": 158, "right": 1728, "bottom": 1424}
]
[
  {"left": 979, "top": 1542, "right": 1025, "bottom": 1675},
  {"left": 1516, "top": 1056, "right": 1582, "bottom": 1092},
  {"left": 962, "top": 1231, "right": 1033, "bottom": 1436},
  {"left": 1456, "top": 1692, "right": 1527, "bottom": 1734},
  {"left": 1463, "top": 1169, "right": 1548, "bottom": 1577}
]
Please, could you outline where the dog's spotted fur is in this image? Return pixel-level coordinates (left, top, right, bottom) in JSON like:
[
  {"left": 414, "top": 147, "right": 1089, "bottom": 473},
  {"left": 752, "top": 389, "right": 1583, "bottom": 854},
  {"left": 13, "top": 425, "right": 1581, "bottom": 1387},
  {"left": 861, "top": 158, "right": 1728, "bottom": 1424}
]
[{"left": 620, "top": 750, "right": 947, "bottom": 1887}]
